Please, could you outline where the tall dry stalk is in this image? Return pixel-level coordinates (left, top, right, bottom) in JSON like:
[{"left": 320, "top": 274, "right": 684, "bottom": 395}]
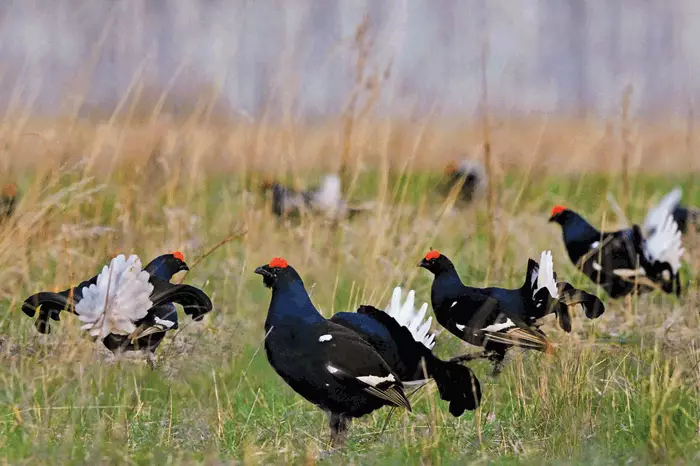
[
  {"left": 340, "top": 16, "right": 371, "bottom": 187},
  {"left": 480, "top": 42, "right": 496, "bottom": 277},
  {"left": 620, "top": 85, "right": 633, "bottom": 215}
]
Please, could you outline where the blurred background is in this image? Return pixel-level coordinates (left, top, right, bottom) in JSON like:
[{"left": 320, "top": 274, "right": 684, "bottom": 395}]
[{"left": 1, "top": 0, "right": 698, "bottom": 120}]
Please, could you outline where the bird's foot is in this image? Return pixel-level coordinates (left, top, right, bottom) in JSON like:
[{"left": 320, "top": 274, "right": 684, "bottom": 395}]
[{"left": 146, "top": 352, "right": 157, "bottom": 370}]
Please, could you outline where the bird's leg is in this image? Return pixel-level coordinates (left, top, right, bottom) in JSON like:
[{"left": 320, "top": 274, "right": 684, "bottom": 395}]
[
  {"left": 488, "top": 350, "right": 507, "bottom": 377},
  {"left": 328, "top": 412, "right": 351, "bottom": 449},
  {"left": 449, "top": 351, "right": 489, "bottom": 363},
  {"left": 146, "top": 351, "right": 157, "bottom": 370}
]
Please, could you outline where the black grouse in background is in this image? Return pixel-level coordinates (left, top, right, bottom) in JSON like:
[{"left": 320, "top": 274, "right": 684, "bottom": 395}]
[
  {"left": 643, "top": 187, "right": 699, "bottom": 236},
  {"left": 441, "top": 160, "right": 487, "bottom": 204},
  {"left": 549, "top": 204, "right": 684, "bottom": 298},
  {"left": 1, "top": 183, "right": 18, "bottom": 220},
  {"left": 330, "top": 287, "right": 482, "bottom": 417},
  {"left": 22, "top": 252, "right": 212, "bottom": 367},
  {"left": 256, "top": 257, "right": 411, "bottom": 448},
  {"left": 261, "top": 174, "right": 370, "bottom": 220},
  {"left": 419, "top": 250, "right": 603, "bottom": 374}
]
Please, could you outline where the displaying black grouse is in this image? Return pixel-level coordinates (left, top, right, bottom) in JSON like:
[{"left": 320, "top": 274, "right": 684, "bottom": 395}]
[
  {"left": 22, "top": 252, "right": 212, "bottom": 366},
  {"left": 549, "top": 204, "right": 684, "bottom": 298},
  {"left": 418, "top": 250, "right": 603, "bottom": 374},
  {"left": 643, "top": 187, "right": 699, "bottom": 236},
  {"left": 261, "top": 174, "right": 371, "bottom": 220},
  {"left": 330, "top": 287, "right": 482, "bottom": 417},
  {"left": 255, "top": 257, "right": 411, "bottom": 448}
]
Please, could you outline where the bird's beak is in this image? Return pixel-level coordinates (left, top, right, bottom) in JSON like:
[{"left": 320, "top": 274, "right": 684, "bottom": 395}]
[
  {"left": 180, "top": 263, "right": 190, "bottom": 272},
  {"left": 548, "top": 215, "right": 557, "bottom": 222},
  {"left": 254, "top": 265, "right": 271, "bottom": 277},
  {"left": 417, "top": 259, "right": 428, "bottom": 268}
]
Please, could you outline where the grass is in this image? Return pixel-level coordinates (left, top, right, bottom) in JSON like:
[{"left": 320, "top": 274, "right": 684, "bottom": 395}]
[{"left": 1, "top": 118, "right": 700, "bottom": 465}]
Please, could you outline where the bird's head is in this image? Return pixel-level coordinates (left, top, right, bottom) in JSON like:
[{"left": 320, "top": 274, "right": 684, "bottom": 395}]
[
  {"left": 417, "top": 249, "right": 453, "bottom": 275},
  {"left": 444, "top": 162, "right": 459, "bottom": 176},
  {"left": 144, "top": 251, "right": 190, "bottom": 281},
  {"left": 548, "top": 205, "right": 571, "bottom": 225},
  {"left": 2, "top": 183, "right": 17, "bottom": 197},
  {"left": 260, "top": 177, "right": 276, "bottom": 192},
  {"left": 255, "top": 257, "right": 300, "bottom": 289}
]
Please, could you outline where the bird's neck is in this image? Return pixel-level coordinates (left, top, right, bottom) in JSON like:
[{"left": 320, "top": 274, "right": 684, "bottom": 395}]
[
  {"left": 431, "top": 267, "right": 464, "bottom": 311},
  {"left": 561, "top": 214, "right": 601, "bottom": 261},
  {"left": 266, "top": 281, "right": 325, "bottom": 328},
  {"left": 145, "top": 258, "right": 178, "bottom": 281}
]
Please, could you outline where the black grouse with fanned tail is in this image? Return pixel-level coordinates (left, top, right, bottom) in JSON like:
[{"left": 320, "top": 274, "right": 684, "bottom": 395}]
[
  {"left": 21, "top": 252, "right": 212, "bottom": 363},
  {"left": 261, "top": 174, "right": 371, "bottom": 220},
  {"left": 549, "top": 204, "right": 684, "bottom": 298},
  {"left": 418, "top": 250, "right": 597, "bottom": 374},
  {"left": 256, "top": 257, "right": 411, "bottom": 448},
  {"left": 330, "top": 287, "right": 481, "bottom": 417}
]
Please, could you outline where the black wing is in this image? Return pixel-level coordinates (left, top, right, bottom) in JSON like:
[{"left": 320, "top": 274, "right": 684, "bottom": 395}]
[
  {"left": 449, "top": 291, "right": 553, "bottom": 353},
  {"left": 21, "top": 275, "right": 98, "bottom": 334},
  {"left": 556, "top": 282, "right": 605, "bottom": 319},
  {"left": 149, "top": 277, "right": 213, "bottom": 321},
  {"left": 322, "top": 322, "right": 411, "bottom": 411}
]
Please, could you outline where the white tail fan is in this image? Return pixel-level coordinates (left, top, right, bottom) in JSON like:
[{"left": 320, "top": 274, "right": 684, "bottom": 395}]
[
  {"left": 644, "top": 187, "right": 682, "bottom": 236},
  {"left": 536, "top": 250, "right": 558, "bottom": 299},
  {"left": 385, "top": 287, "right": 436, "bottom": 349},
  {"left": 643, "top": 214, "right": 684, "bottom": 273},
  {"left": 75, "top": 254, "right": 154, "bottom": 338}
]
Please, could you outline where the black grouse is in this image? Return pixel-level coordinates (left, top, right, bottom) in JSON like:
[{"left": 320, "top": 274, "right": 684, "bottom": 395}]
[
  {"left": 22, "top": 252, "right": 213, "bottom": 366},
  {"left": 549, "top": 204, "right": 684, "bottom": 298},
  {"left": 441, "top": 160, "right": 487, "bottom": 204},
  {"left": 255, "top": 257, "right": 411, "bottom": 448},
  {"left": 330, "top": 287, "right": 482, "bottom": 417},
  {"left": 419, "top": 250, "right": 603, "bottom": 374},
  {"left": 1, "top": 183, "right": 17, "bottom": 220},
  {"left": 261, "top": 174, "right": 370, "bottom": 220},
  {"left": 643, "top": 187, "right": 699, "bottom": 236}
]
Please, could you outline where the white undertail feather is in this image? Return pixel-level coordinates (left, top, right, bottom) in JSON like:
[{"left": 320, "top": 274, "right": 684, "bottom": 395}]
[
  {"left": 644, "top": 187, "right": 682, "bottom": 236},
  {"left": 75, "top": 254, "right": 154, "bottom": 338},
  {"left": 643, "top": 214, "right": 684, "bottom": 273},
  {"left": 536, "top": 250, "right": 558, "bottom": 299},
  {"left": 385, "top": 287, "right": 436, "bottom": 349},
  {"left": 311, "top": 174, "right": 343, "bottom": 215}
]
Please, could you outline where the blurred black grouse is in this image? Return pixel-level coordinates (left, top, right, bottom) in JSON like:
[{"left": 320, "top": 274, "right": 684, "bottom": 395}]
[
  {"left": 549, "top": 204, "right": 684, "bottom": 298},
  {"left": 261, "top": 174, "right": 370, "bottom": 220},
  {"left": 441, "top": 160, "right": 487, "bottom": 204},
  {"left": 419, "top": 249, "right": 604, "bottom": 374},
  {"left": 1, "top": 183, "right": 18, "bottom": 220}
]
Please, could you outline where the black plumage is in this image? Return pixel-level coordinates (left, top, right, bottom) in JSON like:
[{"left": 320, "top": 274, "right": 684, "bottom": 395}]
[
  {"left": 441, "top": 160, "right": 487, "bottom": 204},
  {"left": 330, "top": 288, "right": 481, "bottom": 417},
  {"left": 550, "top": 205, "right": 683, "bottom": 298},
  {"left": 261, "top": 174, "right": 369, "bottom": 220},
  {"left": 255, "top": 257, "right": 411, "bottom": 448},
  {"left": 419, "top": 250, "right": 599, "bottom": 374},
  {"left": 21, "top": 252, "right": 212, "bottom": 364}
]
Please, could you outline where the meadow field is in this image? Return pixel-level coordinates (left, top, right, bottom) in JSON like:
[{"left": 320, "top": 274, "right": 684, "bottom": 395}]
[{"left": 1, "top": 116, "right": 699, "bottom": 465}]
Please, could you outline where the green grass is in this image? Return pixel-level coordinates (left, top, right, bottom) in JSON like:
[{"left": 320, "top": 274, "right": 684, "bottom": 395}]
[{"left": 1, "top": 167, "right": 699, "bottom": 465}]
